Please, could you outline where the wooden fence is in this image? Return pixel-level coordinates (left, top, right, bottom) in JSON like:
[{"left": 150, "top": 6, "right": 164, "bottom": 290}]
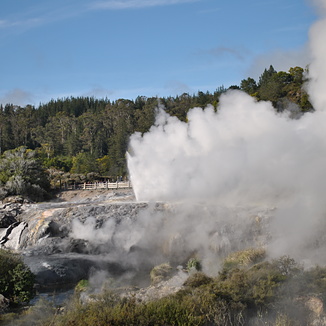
[{"left": 62, "top": 181, "right": 132, "bottom": 190}]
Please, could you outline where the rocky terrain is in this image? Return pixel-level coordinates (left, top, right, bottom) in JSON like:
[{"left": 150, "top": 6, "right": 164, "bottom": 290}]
[
  {"left": 0, "top": 191, "right": 132, "bottom": 286},
  {"left": 3, "top": 189, "right": 326, "bottom": 325},
  {"left": 0, "top": 189, "right": 273, "bottom": 293}
]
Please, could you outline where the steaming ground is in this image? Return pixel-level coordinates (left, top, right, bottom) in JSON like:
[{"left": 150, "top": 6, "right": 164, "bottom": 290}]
[
  {"left": 126, "top": 95, "right": 326, "bottom": 267},
  {"left": 127, "top": 0, "right": 326, "bottom": 268},
  {"left": 52, "top": 0, "right": 326, "bottom": 298}
]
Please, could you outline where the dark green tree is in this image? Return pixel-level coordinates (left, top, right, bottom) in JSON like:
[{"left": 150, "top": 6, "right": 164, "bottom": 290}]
[
  {"left": 106, "top": 99, "right": 135, "bottom": 176},
  {"left": 240, "top": 77, "right": 258, "bottom": 95},
  {"left": 289, "top": 66, "right": 305, "bottom": 84},
  {"left": 134, "top": 97, "right": 158, "bottom": 134},
  {"left": 258, "top": 65, "right": 277, "bottom": 87},
  {"left": 228, "top": 85, "right": 240, "bottom": 90},
  {"left": 258, "top": 67, "right": 289, "bottom": 107},
  {"left": 0, "top": 249, "right": 35, "bottom": 306},
  {"left": 70, "top": 152, "right": 99, "bottom": 175}
]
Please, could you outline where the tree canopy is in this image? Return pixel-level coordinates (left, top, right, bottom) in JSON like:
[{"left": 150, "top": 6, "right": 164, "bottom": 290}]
[{"left": 0, "top": 65, "right": 313, "bottom": 190}]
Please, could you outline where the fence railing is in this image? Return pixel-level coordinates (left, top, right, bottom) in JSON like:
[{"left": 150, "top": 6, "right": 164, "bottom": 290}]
[{"left": 61, "top": 181, "right": 132, "bottom": 190}]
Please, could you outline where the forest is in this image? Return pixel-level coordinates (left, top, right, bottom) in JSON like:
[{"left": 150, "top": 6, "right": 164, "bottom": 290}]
[{"left": 0, "top": 65, "right": 313, "bottom": 190}]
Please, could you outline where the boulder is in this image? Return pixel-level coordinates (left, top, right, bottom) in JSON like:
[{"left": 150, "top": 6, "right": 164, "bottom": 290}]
[
  {"left": 0, "top": 212, "right": 17, "bottom": 228},
  {"left": 2, "top": 196, "right": 25, "bottom": 204},
  {"left": 0, "top": 294, "right": 9, "bottom": 312},
  {"left": 0, "top": 222, "right": 28, "bottom": 250},
  {"left": 0, "top": 203, "right": 23, "bottom": 228}
]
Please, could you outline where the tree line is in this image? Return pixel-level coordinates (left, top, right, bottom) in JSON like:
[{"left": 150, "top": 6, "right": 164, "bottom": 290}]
[{"left": 0, "top": 65, "right": 313, "bottom": 180}]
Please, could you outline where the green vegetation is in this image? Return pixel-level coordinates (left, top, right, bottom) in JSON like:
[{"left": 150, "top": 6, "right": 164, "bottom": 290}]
[
  {"left": 0, "top": 249, "right": 35, "bottom": 307},
  {"left": 150, "top": 262, "right": 173, "bottom": 285},
  {"left": 222, "top": 247, "right": 266, "bottom": 271},
  {"left": 186, "top": 257, "right": 202, "bottom": 272},
  {"left": 74, "top": 279, "right": 89, "bottom": 293},
  {"left": 0, "top": 147, "right": 51, "bottom": 201},
  {"left": 0, "top": 65, "right": 314, "bottom": 200},
  {"left": 4, "top": 251, "right": 326, "bottom": 325}
]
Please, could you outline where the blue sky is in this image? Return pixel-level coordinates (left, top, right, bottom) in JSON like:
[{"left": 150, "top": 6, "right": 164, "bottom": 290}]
[{"left": 0, "top": 0, "right": 317, "bottom": 106}]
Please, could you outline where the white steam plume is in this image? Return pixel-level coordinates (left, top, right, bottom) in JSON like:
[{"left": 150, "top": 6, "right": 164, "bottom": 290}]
[
  {"left": 127, "top": 2, "right": 326, "bottom": 263},
  {"left": 128, "top": 94, "right": 326, "bottom": 205},
  {"left": 306, "top": 0, "right": 326, "bottom": 111},
  {"left": 70, "top": 1, "right": 326, "bottom": 280}
]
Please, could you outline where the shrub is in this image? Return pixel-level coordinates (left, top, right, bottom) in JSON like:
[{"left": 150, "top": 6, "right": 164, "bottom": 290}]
[
  {"left": 184, "top": 272, "right": 213, "bottom": 288},
  {"left": 0, "top": 147, "right": 51, "bottom": 201},
  {"left": 150, "top": 263, "right": 173, "bottom": 285},
  {"left": 3, "top": 297, "right": 58, "bottom": 326},
  {"left": 75, "top": 279, "right": 89, "bottom": 293},
  {"left": 186, "top": 257, "right": 202, "bottom": 272},
  {"left": 274, "top": 313, "right": 298, "bottom": 326},
  {"left": 6, "top": 254, "right": 326, "bottom": 326},
  {"left": 70, "top": 152, "right": 98, "bottom": 175},
  {"left": 222, "top": 247, "right": 266, "bottom": 271},
  {"left": 0, "top": 249, "right": 35, "bottom": 306}
]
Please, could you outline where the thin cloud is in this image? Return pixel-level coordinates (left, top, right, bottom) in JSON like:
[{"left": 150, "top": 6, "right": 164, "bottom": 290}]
[
  {"left": 89, "top": 0, "right": 199, "bottom": 10},
  {"left": 247, "top": 46, "right": 310, "bottom": 80},
  {"left": 0, "top": 20, "right": 9, "bottom": 27},
  {"left": 83, "top": 86, "right": 114, "bottom": 98},
  {"left": 273, "top": 23, "right": 311, "bottom": 33},
  {"left": 0, "top": 0, "right": 198, "bottom": 33},
  {"left": 200, "top": 46, "right": 249, "bottom": 62},
  {"left": 0, "top": 89, "right": 35, "bottom": 106},
  {"left": 0, "top": 5, "right": 78, "bottom": 33},
  {"left": 164, "top": 80, "right": 193, "bottom": 96},
  {"left": 0, "top": 17, "right": 43, "bottom": 30}
]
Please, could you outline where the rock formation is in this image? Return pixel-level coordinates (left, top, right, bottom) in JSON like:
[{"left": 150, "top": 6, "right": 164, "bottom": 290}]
[{"left": 0, "top": 190, "right": 273, "bottom": 292}]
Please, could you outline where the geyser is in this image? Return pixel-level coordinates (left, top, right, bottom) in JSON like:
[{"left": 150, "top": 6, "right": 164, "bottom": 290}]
[{"left": 127, "top": 0, "right": 326, "bottom": 264}]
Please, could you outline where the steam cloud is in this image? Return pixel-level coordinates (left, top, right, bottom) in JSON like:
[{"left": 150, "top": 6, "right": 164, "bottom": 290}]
[
  {"left": 127, "top": 0, "right": 326, "bottom": 264},
  {"left": 68, "top": 1, "right": 326, "bottom": 278},
  {"left": 307, "top": 0, "right": 326, "bottom": 111}
]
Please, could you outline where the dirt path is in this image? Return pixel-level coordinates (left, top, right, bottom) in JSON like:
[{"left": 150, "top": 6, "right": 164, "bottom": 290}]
[{"left": 54, "top": 188, "right": 135, "bottom": 202}]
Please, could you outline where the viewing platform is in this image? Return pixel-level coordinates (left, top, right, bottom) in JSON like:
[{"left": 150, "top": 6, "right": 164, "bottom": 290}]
[{"left": 60, "top": 181, "right": 132, "bottom": 191}]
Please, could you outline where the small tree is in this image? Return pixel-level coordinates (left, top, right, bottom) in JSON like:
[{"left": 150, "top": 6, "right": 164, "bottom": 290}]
[
  {"left": 0, "top": 249, "right": 35, "bottom": 306},
  {"left": 0, "top": 146, "right": 51, "bottom": 201},
  {"left": 70, "top": 152, "right": 98, "bottom": 175},
  {"left": 240, "top": 77, "right": 258, "bottom": 95}
]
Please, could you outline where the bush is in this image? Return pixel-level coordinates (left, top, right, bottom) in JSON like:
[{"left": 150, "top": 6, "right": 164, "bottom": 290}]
[
  {"left": 70, "top": 152, "right": 99, "bottom": 175},
  {"left": 42, "top": 156, "right": 73, "bottom": 172},
  {"left": 5, "top": 254, "right": 326, "bottom": 326},
  {"left": 186, "top": 257, "right": 202, "bottom": 272},
  {"left": 0, "top": 249, "right": 35, "bottom": 306},
  {"left": 52, "top": 284, "right": 248, "bottom": 326},
  {"left": 2, "top": 297, "right": 58, "bottom": 326},
  {"left": 184, "top": 272, "right": 212, "bottom": 288},
  {"left": 75, "top": 279, "right": 89, "bottom": 293},
  {"left": 0, "top": 147, "right": 51, "bottom": 201},
  {"left": 150, "top": 263, "right": 173, "bottom": 285},
  {"left": 222, "top": 247, "right": 266, "bottom": 271}
]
